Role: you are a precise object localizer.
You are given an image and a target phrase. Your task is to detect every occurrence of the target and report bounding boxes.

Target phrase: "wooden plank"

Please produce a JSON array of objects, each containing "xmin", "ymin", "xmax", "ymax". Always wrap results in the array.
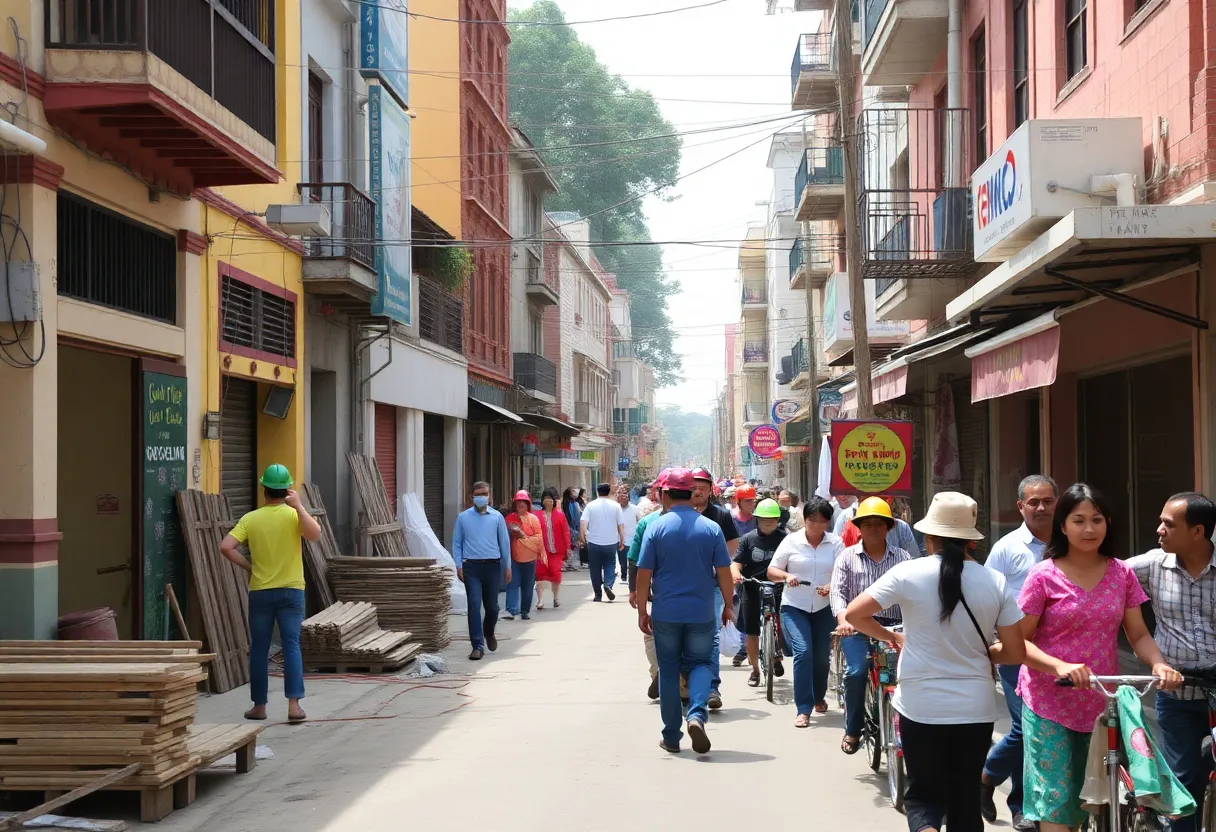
[
  {"xmin": 346, "ymin": 454, "xmax": 411, "ymax": 558},
  {"xmin": 0, "ymin": 642, "xmax": 202, "ymax": 651},
  {"xmin": 0, "ymin": 654, "xmax": 214, "ymax": 664},
  {"xmin": 0, "ymin": 812, "xmax": 126, "ymax": 831},
  {"xmin": 0, "ymin": 764, "xmax": 139, "ymax": 832},
  {"xmin": 299, "ymin": 483, "xmax": 338, "ymax": 607}
]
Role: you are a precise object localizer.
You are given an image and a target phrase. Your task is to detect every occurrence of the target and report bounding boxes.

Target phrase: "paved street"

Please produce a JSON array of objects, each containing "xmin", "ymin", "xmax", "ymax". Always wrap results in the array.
[{"xmin": 130, "ymin": 576, "xmax": 1018, "ymax": 831}]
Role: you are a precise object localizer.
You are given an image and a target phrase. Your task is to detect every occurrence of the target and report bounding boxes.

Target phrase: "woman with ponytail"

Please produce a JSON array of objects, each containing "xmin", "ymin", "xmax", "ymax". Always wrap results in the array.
[{"xmin": 845, "ymin": 492, "xmax": 1027, "ymax": 832}]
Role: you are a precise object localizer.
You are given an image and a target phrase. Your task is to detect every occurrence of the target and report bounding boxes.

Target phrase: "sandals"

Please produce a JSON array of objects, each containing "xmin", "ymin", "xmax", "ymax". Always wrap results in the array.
[
  {"xmin": 243, "ymin": 707, "xmax": 267, "ymax": 721},
  {"xmin": 841, "ymin": 735, "xmax": 861, "ymax": 755},
  {"xmin": 287, "ymin": 709, "xmax": 307, "ymax": 724},
  {"xmin": 814, "ymin": 701, "xmax": 829, "ymax": 714},
  {"xmin": 794, "ymin": 713, "xmax": 811, "ymax": 728},
  {"xmin": 554, "ymin": 600, "xmax": 561, "ymax": 608},
  {"xmin": 747, "ymin": 669, "xmax": 761, "ymax": 687}
]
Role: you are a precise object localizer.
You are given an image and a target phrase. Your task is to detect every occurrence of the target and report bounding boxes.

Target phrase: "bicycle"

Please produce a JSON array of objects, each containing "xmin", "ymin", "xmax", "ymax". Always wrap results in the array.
[
  {"xmin": 861, "ymin": 627, "xmax": 905, "ymax": 810},
  {"xmin": 829, "ymin": 633, "xmax": 846, "ymax": 711},
  {"xmin": 743, "ymin": 577, "xmax": 784, "ymax": 703},
  {"xmin": 1177, "ymin": 665, "xmax": 1216, "ymax": 832}
]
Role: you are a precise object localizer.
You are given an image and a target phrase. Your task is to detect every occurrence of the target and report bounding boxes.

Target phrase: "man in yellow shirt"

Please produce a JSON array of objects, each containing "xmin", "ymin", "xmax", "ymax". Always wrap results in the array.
[{"xmin": 220, "ymin": 464, "xmax": 322, "ymax": 723}]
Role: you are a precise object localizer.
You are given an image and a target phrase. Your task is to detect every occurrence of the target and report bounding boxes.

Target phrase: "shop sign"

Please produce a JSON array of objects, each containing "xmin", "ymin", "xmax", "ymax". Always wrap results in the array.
[
  {"xmin": 368, "ymin": 85, "xmax": 413, "ymax": 327},
  {"xmin": 973, "ymin": 125, "xmax": 1030, "ymax": 261},
  {"xmin": 823, "ymin": 273, "xmax": 910, "ymax": 356},
  {"xmin": 970, "ymin": 327, "xmax": 1060, "ymax": 403},
  {"xmin": 771, "ymin": 399, "xmax": 800, "ymax": 424},
  {"xmin": 140, "ymin": 363, "xmax": 189, "ymax": 640},
  {"xmin": 830, "ymin": 419, "xmax": 913, "ymax": 497},
  {"xmin": 359, "ymin": 0, "xmax": 408, "ymax": 106},
  {"xmin": 748, "ymin": 425, "xmax": 781, "ymax": 459},
  {"xmin": 818, "ymin": 389, "xmax": 842, "ymax": 432}
]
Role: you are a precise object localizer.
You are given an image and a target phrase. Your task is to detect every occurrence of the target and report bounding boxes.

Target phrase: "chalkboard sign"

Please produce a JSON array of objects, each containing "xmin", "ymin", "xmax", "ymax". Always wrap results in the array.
[{"xmin": 140, "ymin": 363, "xmax": 189, "ymax": 640}]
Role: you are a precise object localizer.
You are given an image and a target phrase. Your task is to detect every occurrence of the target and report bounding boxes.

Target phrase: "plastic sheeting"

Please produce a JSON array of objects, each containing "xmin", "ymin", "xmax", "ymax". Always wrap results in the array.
[{"xmin": 398, "ymin": 492, "xmax": 468, "ymax": 616}]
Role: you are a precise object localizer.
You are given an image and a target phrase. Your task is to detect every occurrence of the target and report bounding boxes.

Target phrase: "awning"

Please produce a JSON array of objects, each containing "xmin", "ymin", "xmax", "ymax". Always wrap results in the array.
[
  {"xmin": 965, "ymin": 310, "xmax": 1062, "ymax": 403},
  {"xmin": 541, "ymin": 456, "xmax": 601, "ymax": 469},
  {"xmin": 571, "ymin": 433, "xmax": 610, "ymax": 449},
  {"xmin": 468, "ymin": 397, "xmax": 528, "ymax": 424},
  {"xmin": 519, "ymin": 413, "xmax": 580, "ymax": 436},
  {"xmin": 946, "ymin": 205, "xmax": 1211, "ymax": 326},
  {"xmin": 840, "ymin": 362, "xmax": 908, "ymax": 413}
]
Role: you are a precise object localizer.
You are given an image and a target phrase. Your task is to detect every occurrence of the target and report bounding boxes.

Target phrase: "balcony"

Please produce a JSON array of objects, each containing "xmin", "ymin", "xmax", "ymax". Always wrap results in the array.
[
  {"xmin": 514, "ymin": 352, "xmax": 557, "ymax": 401},
  {"xmin": 42, "ymin": 0, "xmax": 279, "ymax": 194},
  {"xmin": 857, "ymin": 107, "xmax": 980, "ymax": 283},
  {"xmin": 789, "ymin": 235, "xmax": 834, "ymax": 291},
  {"xmin": 298, "ymin": 183, "xmax": 376, "ymax": 304},
  {"xmin": 790, "ymin": 34, "xmax": 837, "ymax": 111},
  {"xmin": 743, "ymin": 402, "xmax": 768, "ymax": 427},
  {"xmin": 862, "ymin": 0, "xmax": 948, "ymax": 88},
  {"xmin": 794, "ymin": 0, "xmax": 832, "ymax": 9},
  {"xmin": 418, "ymin": 276, "xmax": 465, "ymax": 354},
  {"xmin": 874, "ymin": 275, "xmax": 966, "ymax": 322},
  {"xmin": 742, "ymin": 340, "xmax": 769, "ymax": 370},
  {"xmin": 575, "ymin": 401, "xmax": 607, "ymax": 428},
  {"xmin": 525, "ymin": 249, "xmax": 559, "ymax": 306},
  {"xmin": 795, "ymin": 145, "xmax": 846, "ymax": 222},
  {"xmin": 788, "ymin": 336, "xmax": 830, "ymax": 389},
  {"xmin": 741, "ymin": 282, "xmax": 767, "ymax": 317}
]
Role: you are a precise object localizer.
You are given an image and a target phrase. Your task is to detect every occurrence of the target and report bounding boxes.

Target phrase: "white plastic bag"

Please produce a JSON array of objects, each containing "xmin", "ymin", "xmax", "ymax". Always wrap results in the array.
[
  {"xmin": 719, "ymin": 621, "xmax": 742, "ymax": 657},
  {"xmin": 398, "ymin": 493, "xmax": 468, "ymax": 615}
]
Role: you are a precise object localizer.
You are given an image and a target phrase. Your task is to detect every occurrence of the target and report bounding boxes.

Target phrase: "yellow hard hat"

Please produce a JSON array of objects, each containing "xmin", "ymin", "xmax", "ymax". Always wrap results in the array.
[{"xmin": 853, "ymin": 496, "xmax": 894, "ymax": 527}]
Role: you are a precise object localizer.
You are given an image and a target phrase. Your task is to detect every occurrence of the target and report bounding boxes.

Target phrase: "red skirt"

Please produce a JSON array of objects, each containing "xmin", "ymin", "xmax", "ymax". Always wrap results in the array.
[{"xmin": 535, "ymin": 552, "xmax": 563, "ymax": 583}]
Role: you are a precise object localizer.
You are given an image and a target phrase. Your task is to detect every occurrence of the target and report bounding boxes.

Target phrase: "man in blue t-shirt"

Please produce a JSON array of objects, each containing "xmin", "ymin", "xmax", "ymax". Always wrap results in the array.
[{"xmin": 637, "ymin": 468, "xmax": 734, "ymax": 755}]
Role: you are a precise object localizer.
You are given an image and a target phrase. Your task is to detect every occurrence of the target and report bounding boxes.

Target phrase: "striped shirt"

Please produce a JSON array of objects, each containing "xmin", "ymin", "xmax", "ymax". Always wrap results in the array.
[
  {"xmin": 830, "ymin": 542, "xmax": 912, "ymax": 624},
  {"xmin": 1128, "ymin": 548, "xmax": 1216, "ymax": 701}
]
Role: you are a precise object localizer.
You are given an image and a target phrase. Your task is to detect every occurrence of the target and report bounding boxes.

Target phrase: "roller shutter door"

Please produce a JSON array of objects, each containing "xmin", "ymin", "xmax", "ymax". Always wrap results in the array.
[
  {"xmin": 953, "ymin": 377, "xmax": 990, "ymax": 556},
  {"xmin": 221, "ymin": 378, "xmax": 258, "ymax": 519},
  {"xmin": 423, "ymin": 414, "xmax": 446, "ymax": 540},
  {"xmin": 375, "ymin": 404, "xmax": 398, "ymax": 507}
]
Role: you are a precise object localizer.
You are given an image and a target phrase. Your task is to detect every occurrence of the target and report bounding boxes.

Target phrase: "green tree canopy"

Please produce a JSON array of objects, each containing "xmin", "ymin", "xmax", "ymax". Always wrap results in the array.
[
  {"xmin": 508, "ymin": 1, "xmax": 683, "ymax": 386},
  {"xmin": 657, "ymin": 405, "xmax": 712, "ymax": 468}
]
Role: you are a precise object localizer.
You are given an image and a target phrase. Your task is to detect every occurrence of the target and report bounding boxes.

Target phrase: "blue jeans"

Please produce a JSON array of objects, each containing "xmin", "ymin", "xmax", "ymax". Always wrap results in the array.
[
  {"xmin": 505, "ymin": 560, "xmax": 537, "ymax": 616},
  {"xmin": 462, "ymin": 559, "xmax": 504, "ymax": 650},
  {"xmin": 1156, "ymin": 694, "xmax": 1211, "ymax": 832},
  {"xmin": 587, "ymin": 542, "xmax": 617, "ymax": 599},
  {"xmin": 711, "ymin": 589, "xmax": 724, "ymax": 690},
  {"xmin": 653, "ymin": 620, "xmax": 716, "ymax": 748},
  {"xmin": 984, "ymin": 663, "xmax": 1026, "ymax": 814},
  {"xmin": 782, "ymin": 605, "xmax": 834, "ymax": 716},
  {"xmin": 841, "ymin": 633, "xmax": 872, "ymax": 739},
  {"xmin": 249, "ymin": 588, "xmax": 305, "ymax": 705}
]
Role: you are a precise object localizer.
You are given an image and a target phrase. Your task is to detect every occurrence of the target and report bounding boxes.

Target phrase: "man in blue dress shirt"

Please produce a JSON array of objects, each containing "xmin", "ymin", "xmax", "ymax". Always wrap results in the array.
[{"xmin": 453, "ymin": 481, "xmax": 512, "ymax": 661}]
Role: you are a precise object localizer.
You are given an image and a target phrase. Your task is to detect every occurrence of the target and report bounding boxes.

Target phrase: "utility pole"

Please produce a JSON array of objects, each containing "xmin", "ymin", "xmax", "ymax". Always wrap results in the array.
[{"xmin": 833, "ymin": 0, "xmax": 873, "ymax": 418}]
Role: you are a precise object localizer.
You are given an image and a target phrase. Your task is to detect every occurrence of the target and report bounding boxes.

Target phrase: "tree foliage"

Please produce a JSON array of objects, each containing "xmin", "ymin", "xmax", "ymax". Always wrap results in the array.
[
  {"xmin": 507, "ymin": 1, "xmax": 683, "ymax": 386},
  {"xmin": 657, "ymin": 405, "xmax": 712, "ymax": 468}
]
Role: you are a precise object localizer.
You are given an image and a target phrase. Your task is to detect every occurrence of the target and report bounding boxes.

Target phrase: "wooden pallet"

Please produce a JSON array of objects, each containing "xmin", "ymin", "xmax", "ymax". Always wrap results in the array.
[
  {"xmin": 347, "ymin": 454, "xmax": 411, "ymax": 558},
  {"xmin": 298, "ymin": 483, "xmax": 338, "ymax": 609},
  {"xmin": 305, "ymin": 641, "xmax": 421, "ymax": 674},
  {"xmin": 176, "ymin": 490, "xmax": 250, "ymax": 693},
  {"xmin": 188, "ymin": 724, "xmax": 262, "ymax": 771}
]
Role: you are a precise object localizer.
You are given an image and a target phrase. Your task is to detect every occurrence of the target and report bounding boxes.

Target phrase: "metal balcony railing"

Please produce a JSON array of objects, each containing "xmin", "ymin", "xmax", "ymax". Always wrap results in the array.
[
  {"xmin": 46, "ymin": 0, "xmax": 277, "ymax": 143},
  {"xmin": 297, "ymin": 183, "xmax": 375, "ymax": 271},
  {"xmin": 789, "ymin": 238, "xmax": 805, "ymax": 279},
  {"xmin": 743, "ymin": 340, "xmax": 768, "ymax": 364},
  {"xmin": 790, "ymin": 33, "xmax": 833, "ymax": 96},
  {"xmin": 791, "ymin": 338, "xmax": 810, "ymax": 375},
  {"xmin": 744, "ymin": 403, "xmax": 768, "ymax": 424},
  {"xmin": 514, "ymin": 352, "xmax": 557, "ymax": 397},
  {"xmin": 741, "ymin": 283, "xmax": 766, "ymax": 306},
  {"xmin": 863, "ymin": 0, "xmax": 889, "ymax": 49},
  {"xmin": 418, "ymin": 276, "xmax": 464, "ymax": 353},
  {"xmin": 795, "ymin": 144, "xmax": 845, "ymax": 205}
]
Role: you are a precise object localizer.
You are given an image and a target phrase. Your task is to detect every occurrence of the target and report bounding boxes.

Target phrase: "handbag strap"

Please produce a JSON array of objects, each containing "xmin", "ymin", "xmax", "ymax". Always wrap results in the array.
[{"xmin": 958, "ymin": 592, "xmax": 992, "ymax": 658}]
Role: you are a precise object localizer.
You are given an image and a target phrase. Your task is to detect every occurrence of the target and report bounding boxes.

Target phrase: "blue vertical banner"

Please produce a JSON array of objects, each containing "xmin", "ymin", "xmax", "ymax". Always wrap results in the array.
[
  {"xmin": 368, "ymin": 85, "xmax": 413, "ymax": 326},
  {"xmin": 360, "ymin": 0, "xmax": 409, "ymax": 106}
]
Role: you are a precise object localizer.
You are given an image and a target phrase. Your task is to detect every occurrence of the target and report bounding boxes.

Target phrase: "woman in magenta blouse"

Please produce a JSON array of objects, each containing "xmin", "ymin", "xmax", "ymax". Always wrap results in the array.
[{"xmin": 1017, "ymin": 483, "xmax": 1182, "ymax": 831}]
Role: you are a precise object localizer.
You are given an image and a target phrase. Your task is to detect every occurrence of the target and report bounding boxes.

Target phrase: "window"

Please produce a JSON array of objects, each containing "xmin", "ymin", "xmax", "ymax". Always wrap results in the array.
[
  {"xmin": 973, "ymin": 26, "xmax": 988, "ymax": 159},
  {"xmin": 1012, "ymin": 0, "xmax": 1029, "ymax": 127},
  {"xmin": 933, "ymin": 86, "xmax": 947, "ymax": 188},
  {"xmin": 307, "ymin": 71, "xmax": 324, "ymax": 184},
  {"xmin": 219, "ymin": 265, "xmax": 297, "ymax": 363},
  {"xmin": 1065, "ymin": 0, "xmax": 1087, "ymax": 81}
]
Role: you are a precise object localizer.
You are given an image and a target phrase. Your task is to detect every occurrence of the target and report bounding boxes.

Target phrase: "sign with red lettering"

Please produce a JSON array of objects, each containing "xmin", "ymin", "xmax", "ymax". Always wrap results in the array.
[
  {"xmin": 830, "ymin": 419, "xmax": 913, "ymax": 496},
  {"xmin": 971, "ymin": 327, "xmax": 1060, "ymax": 403},
  {"xmin": 748, "ymin": 425, "xmax": 782, "ymax": 459}
]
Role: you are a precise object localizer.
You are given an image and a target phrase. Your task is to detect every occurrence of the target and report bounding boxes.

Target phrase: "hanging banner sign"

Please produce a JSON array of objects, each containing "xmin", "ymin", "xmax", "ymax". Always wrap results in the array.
[
  {"xmin": 771, "ymin": 399, "xmax": 800, "ymax": 424},
  {"xmin": 748, "ymin": 425, "xmax": 782, "ymax": 459},
  {"xmin": 368, "ymin": 85, "xmax": 413, "ymax": 326},
  {"xmin": 818, "ymin": 389, "xmax": 842, "ymax": 433},
  {"xmin": 830, "ymin": 419, "xmax": 913, "ymax": 496}
]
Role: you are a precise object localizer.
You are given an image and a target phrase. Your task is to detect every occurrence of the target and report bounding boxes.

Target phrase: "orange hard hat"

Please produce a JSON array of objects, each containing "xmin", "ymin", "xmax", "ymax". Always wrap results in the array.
[{"xmin": 735, "ymin": 484, "xmax": 757, "ymax": 500}]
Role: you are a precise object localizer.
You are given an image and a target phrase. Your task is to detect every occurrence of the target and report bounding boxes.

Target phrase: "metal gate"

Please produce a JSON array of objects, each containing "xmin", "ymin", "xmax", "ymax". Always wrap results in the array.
[
  {"xmin": 423, "ymin": 414, "xmax": 445, "ymax": 541},
  {"xmin": 220, "ymin": 377, "xmax": 258, "ymax": 519},
  {"xmin": 375, "ymin": 404, "xmax": 398, "ymax": 507}
]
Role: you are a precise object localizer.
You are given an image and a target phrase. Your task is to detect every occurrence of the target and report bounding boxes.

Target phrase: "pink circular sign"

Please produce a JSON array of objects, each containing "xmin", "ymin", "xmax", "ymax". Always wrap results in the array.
[{"xmin": 749, "ymin": 425, "xmax": 781, "ymax": 459}]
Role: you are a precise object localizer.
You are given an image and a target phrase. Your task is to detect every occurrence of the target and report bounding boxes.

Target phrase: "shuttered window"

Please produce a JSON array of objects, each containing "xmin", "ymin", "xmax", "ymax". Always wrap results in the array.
[
  {"xmin": 221, "ymin": 378, "xmax": 258, "ymax": 519},
  {"xmin": 219, "ymin": 266, "xmax": 297, "ymax": 362},
  {"xmin": 375, "ymin": 404, "xmax": 398, "ymax": 507}
]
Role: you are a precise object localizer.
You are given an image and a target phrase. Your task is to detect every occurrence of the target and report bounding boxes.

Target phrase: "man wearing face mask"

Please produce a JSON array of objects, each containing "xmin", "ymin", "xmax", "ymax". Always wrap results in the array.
[{"xmin": 453, "ymin": 481, "xmax": 512, "ymax": 661}]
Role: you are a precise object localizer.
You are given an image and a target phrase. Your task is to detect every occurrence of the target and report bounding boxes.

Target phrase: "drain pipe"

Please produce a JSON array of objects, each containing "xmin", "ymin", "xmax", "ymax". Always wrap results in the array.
[
  {"xmin": 945, "ymin": 0, "xmax": 963, "ymax": 187},
  {"xmin": 1090, "ymin": 173, "xmax": 1138, "ymax": 207}
]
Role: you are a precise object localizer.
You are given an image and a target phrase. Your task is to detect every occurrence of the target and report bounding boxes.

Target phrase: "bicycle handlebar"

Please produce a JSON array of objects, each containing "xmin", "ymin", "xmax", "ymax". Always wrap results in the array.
[
  {"xmin": 1054, "ymin": 675, "xmax": 1159, "ymax": 698},
  {"xmin": 742, "ymin": 577, "xmax": 780, "ymax": 587}
]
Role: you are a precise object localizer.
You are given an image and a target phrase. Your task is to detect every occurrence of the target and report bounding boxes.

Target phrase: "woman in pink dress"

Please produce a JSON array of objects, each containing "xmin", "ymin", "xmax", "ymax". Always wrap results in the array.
[
  {"xmin": 535, "ymin": 489, "xmax": 570, "ymax": 609},
  {"xmin": 1017, "ymin": 483, "xmax": 1181, "ymax": 831}
]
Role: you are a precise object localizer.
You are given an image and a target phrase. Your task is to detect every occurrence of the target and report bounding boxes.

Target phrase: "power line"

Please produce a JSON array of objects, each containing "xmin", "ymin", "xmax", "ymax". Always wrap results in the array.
[{"xmin": 349, "ymin": 0, "xmax": 738, "ymax": 26}]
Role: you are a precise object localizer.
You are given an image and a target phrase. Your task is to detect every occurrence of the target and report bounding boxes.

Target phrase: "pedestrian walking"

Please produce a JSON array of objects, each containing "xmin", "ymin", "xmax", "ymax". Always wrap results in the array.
[
  {"xmin": 580, "ymin": 482, "xmax": 625, "ymax": 602},
  {"xmin": 629, "ymin": 471, "xmax": 671, "ymax": 701},
  {"xmin": 981, "ymin": 474, "xmax": 1058, "ymax": 831},
  {"xmin": 767, "ymin": 497, "xmax": 843, "ymax": 726},
  {"xmin": 732, "ymin": 484, "xmax": 758, "ymax": 536},
  {"xmin": 845, "ymin": 492, "xmax": 1028, "ymax": 832},
  {"xmin": 219, "ymin": 464, "xmax": 322, "ymax": 724},
  {"xmin": 691, "ymin": 466, "xmax": 741, "ymax": 710},
  {"xmin": 617, "ymin": 484, "xmax": 640, "ymax": 589},
  {"xmin": 453, "ymin": 481, "xmax": 512, "ymax": 661},
  {"xmin": 636, "ymin": 468, "xmax": 735, "ymax": 754},
  {"xmin": 1016, "ymin": 483, "xmax": 1181, "ymax": 832},
  {"xmin": 831, "ymin": 494, "xmax": 858, "ymax": 536},
  {"xmin": 504, "ymin": 490, "xmax": 543, "ymax": 621},
  {"xmin": 535, "ymin": 489, "xmax": 570, "ymax": 610},
  {"xmin": 636, "ymin": 482, "xmax": 658, "ymax": 514},
  {"xmin": 779, "ymin": 490, "xmax": 803, "ymax": 532},
  {"xmin": 561, "ymin": 487, "xmax": 583, "ymax": 571},
  {"xmin": 1127, "ymin": 491, "xmax": 1216, "ymax": 832},
  {"xmin": 730, "ymin": 498, "xmax": 788, "ymax": 687}
]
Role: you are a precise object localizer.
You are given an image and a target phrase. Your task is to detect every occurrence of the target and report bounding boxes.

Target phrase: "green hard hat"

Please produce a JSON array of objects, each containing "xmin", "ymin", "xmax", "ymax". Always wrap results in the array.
[
  {"xmin": 259, "ymin": 464, "xmax": 293, "ymax": 489},
  {"xmin": 754, "ymin": 498, "xmax": 782, "ymax": 519}
]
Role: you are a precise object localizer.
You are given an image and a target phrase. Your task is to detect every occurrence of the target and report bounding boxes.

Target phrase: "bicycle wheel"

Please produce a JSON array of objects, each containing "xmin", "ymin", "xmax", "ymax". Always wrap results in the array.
[
  {"xmin": 883, "ymin": 693, "xmax": 906, "ymax": 812},
  {"xmin": 1205, "ymin": 781, "xmax": 1216, "ymax": 832},
  {"xmin": 865, "ymin": 675, "xmax": 882, "ymax": 772},
  {"xmin": 762, "ymin": 615, "xmax": 776, "ymax": 703},
  {"xmin": 830, "ymin": 636, "xmax": 846, "ymax": 710}
]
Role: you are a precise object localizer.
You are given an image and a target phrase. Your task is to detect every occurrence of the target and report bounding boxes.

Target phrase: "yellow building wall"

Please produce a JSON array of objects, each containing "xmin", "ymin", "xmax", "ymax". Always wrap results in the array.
[
  {"xmin": 409, "ymin": 0, "xmax": 463, "ymax": 237},
  {"xmin": 198, "ymin": 0, "xmax": 305, "ymax": 501}
]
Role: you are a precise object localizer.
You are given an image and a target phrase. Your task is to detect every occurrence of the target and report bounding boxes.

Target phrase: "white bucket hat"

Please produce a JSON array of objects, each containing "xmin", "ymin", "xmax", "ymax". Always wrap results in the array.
[{"xmin": 913, "ymin": 492, "xmax": 985, "ymax": 541}]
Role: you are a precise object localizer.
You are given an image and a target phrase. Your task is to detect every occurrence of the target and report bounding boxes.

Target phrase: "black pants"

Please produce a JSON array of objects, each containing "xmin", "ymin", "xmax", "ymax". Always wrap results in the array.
[{"xmin": 899, "ymin": 715, "xmax": 992, "ymax": 832}]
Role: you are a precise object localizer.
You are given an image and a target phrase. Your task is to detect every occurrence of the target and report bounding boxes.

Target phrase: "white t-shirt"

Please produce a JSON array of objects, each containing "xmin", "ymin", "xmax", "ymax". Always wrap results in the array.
[
  {"xmin": 619, "ymin": 502, "xmax": 640, "ymax": 547},
  {"xmin": 770, "ymin": 531, "xmax": 844, "ymax": 613},
  {"xmin": 582, "ymin": 497, "xmax": 624, "ymax": 546},
  {"xmin": 866, "ymin": 557, "xmax": 1022, "ymax": 725}
]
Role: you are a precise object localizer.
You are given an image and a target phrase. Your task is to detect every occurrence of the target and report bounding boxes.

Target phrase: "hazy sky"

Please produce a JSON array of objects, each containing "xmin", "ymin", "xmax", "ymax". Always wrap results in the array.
[{"xmin": 509, "ymin": 0, "xmax": 820, "ymax": 413}]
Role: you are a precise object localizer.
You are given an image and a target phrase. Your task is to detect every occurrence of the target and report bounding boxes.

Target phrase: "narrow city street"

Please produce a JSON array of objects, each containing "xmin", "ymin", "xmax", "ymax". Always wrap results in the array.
[{"xmin": 142, "ymin": 575, "xmax": 987, "ymax": 832}]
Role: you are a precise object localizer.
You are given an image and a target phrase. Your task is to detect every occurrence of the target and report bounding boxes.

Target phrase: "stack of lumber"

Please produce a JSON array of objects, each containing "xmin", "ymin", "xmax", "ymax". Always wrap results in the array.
[
  {"xmin": 298, "ymin": 483, "xmax": 338, "ymax": 609},
  {"xmin": 347, "ymin": 453, "xmax": 411, "ymax": 558},
  {"xmin": 300, "ymin": 602, "xmax": 421, "ymax": 672},
  {"xmin": 328, "ymin": 557, "xmax": 452, "ymax": 650}
]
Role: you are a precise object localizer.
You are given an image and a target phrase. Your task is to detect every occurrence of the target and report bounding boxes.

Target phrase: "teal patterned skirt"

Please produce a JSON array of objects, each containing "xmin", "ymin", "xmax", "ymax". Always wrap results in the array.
[{"xmin": 1022, "ymin": 705, "xmax": 1093, "ymax": 828}]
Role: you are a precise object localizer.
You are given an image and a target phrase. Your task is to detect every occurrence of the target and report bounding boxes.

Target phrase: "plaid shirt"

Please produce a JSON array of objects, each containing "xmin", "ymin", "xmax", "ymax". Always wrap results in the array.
[
  {"xmin": 1128, "ymin": 548, "xmax": 1216, "ymax": 700},
  {"xmin": 830, "ymin": 542, "xmax": 912, "ymax": 624}
]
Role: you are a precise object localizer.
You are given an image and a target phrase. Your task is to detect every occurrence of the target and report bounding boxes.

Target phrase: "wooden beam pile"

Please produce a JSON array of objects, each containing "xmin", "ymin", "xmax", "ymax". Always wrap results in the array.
[
  {"xmin": 300, "ymin": 602, "xmax": 421, "ymax": 673},
  {"xmin": 346, "ymin": 453, "xmax": 411, "ymax": 558},
  {"xmin": 328, "ymin": 557, "xmax": 452, "ymax": 650}
]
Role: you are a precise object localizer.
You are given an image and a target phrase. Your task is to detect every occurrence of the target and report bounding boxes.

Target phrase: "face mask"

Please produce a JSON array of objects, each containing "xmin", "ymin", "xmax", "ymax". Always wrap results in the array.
[{"xmin": 473, "ymin": 496, "xmax": 489, "ymax": 509}]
